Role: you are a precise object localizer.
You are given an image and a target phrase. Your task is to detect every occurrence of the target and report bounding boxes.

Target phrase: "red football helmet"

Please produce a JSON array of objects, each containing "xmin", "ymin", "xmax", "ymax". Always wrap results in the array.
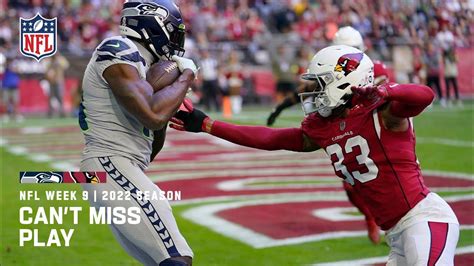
[{"xmin": 373, "ymin": 60, "xmax": 389, "ymax": 85}]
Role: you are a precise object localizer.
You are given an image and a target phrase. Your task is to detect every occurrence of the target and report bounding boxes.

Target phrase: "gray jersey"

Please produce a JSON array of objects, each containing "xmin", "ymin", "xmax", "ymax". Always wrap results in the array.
[{"xmin": 80, "ymin": 36, "xmax": 155, "ymax": 169}]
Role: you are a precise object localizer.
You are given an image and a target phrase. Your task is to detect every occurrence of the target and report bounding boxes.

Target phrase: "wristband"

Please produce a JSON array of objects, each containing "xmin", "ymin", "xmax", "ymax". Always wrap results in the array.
[{"xmin": 202, "ymin": 117, "xmax": 213, "ymax": 133}]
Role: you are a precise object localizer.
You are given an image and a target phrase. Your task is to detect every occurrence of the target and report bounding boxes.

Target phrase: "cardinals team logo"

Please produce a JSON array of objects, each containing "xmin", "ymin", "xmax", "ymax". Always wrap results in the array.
[
  {"xmin": 334, "ymin": 53, "xmax": 363, "ymax": 76},
  {"xmin": 19, "ymin": 13, "xmax": 57, "ymax": 61}
]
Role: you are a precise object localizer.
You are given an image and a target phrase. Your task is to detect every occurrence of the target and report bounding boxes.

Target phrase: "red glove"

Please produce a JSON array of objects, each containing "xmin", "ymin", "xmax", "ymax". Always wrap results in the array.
[
  {"xmin": 351, "ymin": 84, "xmax": 390, "ymax": 102},
  {"xmin": 171, "ymin": 99, "xmax": 212, "ymax": 133},
  {"xmin": 178, "ymin": 98, "xmax": 194, "ymax": 112}
]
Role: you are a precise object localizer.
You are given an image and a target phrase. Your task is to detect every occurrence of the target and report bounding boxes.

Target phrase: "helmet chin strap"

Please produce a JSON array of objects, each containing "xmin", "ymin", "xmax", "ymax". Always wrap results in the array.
[{"xmin": 318, "ymin": 107, "xmax": 332, "ymax": 117}]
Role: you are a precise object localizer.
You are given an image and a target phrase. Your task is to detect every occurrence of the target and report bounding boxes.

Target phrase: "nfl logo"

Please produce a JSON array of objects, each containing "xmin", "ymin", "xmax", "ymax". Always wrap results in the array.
[
  {"xmin": 19, "ymin": 13, "xmax": 57, "ymax": 61},
  {"xmin": 339, "ymin": 121, "xmax": 346, "ymax": 131}
]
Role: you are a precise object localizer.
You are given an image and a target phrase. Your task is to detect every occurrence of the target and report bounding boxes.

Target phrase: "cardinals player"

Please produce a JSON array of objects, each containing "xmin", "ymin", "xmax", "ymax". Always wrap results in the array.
[
  {"xmin": 171, "ymin": 45, "xmax": 459, "ymax": 265},
  {"xmin": 268, "ymin": 26, "xmax": 389, "ymax": 244}
]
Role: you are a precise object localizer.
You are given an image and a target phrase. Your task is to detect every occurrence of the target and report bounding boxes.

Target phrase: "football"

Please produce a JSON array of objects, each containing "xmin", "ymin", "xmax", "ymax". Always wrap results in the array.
[
  {"xmin": 33, "ymin": 20, "xmax": 43, "ymax": 32},
  {"xmin": 146, "ymin": 60, "xmax": 180, "ymax": 92}
]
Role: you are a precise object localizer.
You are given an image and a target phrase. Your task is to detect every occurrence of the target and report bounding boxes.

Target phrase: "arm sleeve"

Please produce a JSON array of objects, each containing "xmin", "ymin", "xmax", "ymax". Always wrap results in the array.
[
  {"xmin": 387, "ymin": 83, "xmax": 435, "ymax": 117},
  {"xmin": 210, "ymin": 120, "xmax": 304, "ymax": 151}
]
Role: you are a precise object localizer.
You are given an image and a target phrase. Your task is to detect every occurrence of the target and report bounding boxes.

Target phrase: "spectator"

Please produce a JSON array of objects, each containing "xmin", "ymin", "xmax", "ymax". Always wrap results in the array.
[
  {"xmin": 424, "ymin": 42, "xmax": 445, "ymax": 107},
  {"xmin": 225, "ymin": 51, "xmax": 244, "ymax": 115},
  {"xmin": 44, "ymin": 53, "xmax": 69, "ymax": 117},
  {"xmin": 200, "ymin": 49, "xmax": 221, "ymax": 112},
  {"xmin": 443, "ymin": 48, "xmax": 462, "ymax": 107},
  {"xmin": 1, "ymin": 58, "xmax": 22, "ymax": 122},
  {"xmin": 270, "ymin": 43, "xmax": 299, "ymax": 101}
]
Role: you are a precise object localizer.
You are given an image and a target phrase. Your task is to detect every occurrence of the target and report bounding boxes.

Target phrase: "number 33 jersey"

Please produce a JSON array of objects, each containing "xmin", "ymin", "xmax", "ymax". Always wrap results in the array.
[{"xmin": 301, "ymin": 100, "xmax": 430, "ymax": 230}]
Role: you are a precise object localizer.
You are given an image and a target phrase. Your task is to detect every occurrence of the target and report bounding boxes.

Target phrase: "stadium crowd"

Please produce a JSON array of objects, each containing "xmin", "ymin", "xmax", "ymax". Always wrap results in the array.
[{"xmin": 0, "ymin": 0, "xmax": 472, "ymax": 118}]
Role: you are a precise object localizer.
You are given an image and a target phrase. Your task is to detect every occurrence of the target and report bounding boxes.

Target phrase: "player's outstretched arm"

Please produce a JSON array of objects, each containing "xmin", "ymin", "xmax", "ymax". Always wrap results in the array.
[
  {"xmin": 352, "ymin": 82, "xmax": 434, "ymax": 131},
  {"xmin": 103, "ymin": 59, "xmax": 195, "ymax": 131},
  {"xmin": 383, "ymin": 83, "xmax": 434, "ymax": 117},
  {"xmin": 171, "ymin": 102, "xmax": 319, "ymax": 152}
]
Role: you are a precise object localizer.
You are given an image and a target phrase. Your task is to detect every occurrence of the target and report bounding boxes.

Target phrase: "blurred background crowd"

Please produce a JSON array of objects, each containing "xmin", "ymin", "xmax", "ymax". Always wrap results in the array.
[{"xmin": 0, "ymin": 0, "xmax": 472, "ymax": 121}]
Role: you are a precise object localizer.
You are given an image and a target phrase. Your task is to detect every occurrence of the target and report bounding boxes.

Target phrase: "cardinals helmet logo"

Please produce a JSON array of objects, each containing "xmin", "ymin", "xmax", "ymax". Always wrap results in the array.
[{"xmin": 334, "ymin": 53, "xmax": 363, "ymax": 76}]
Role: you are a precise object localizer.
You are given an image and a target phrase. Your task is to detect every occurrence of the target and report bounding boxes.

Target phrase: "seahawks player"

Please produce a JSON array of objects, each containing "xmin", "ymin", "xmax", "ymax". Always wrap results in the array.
[{"xmin": 79, "ymin": 1, "xmax": 195, "ymax": 265}]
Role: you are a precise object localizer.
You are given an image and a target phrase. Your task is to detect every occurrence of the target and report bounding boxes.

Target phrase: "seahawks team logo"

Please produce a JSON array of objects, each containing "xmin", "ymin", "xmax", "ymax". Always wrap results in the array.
[
  {"xmin": 20, "ymin": 172, "xmax": 63, "ymax": 183},
  {"xmin": 136, "ymin": 3, "xmax": 168, "ymax": 19}
]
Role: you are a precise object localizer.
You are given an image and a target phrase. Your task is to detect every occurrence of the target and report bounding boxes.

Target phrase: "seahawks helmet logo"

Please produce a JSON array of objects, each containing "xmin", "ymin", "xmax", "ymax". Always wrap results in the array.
[
  {"xmin": 20, "ymin": 172, "xmax": 63, "ymax": 183},
  {"xmin": 136, "ymin": 3, "xmax": 169, "ymax": 19}
]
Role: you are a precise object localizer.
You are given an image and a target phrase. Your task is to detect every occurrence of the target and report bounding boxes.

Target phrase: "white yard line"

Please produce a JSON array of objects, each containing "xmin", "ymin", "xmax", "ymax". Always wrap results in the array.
[
  {"xmin": 148, "ymin": 167, "xmax": 334, "ymax": 181},
  {"xmin": 216, "ymin": 176, "xmax": 339, "ymax": 191},
  {"xmin": 147, "ymin": 158, "xmax": 330, "ymax": 171},
  {"xmin": 181, "ymin": 193, "xmax": 360, "ymax": 249},
  {"xmin": 417, "ymin": 137, "xmax": 474, "ymax": 148}
]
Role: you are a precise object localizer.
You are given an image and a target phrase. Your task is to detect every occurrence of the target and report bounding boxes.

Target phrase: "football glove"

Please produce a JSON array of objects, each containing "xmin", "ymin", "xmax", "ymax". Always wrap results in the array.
[
  {"xmin": 170, "ymin": 99, "xmax": 209, "ymax": 133},
  {"xmin": 171, "ymin": 55, "xmax": 198, "ymax": 76},
  {"xmin": 351, "ymin": 83, "xmax": 393, "ymax": 105}
]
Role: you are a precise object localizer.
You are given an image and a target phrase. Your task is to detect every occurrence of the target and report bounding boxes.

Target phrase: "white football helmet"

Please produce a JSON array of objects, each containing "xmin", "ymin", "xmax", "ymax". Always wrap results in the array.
[
  {"xmin": 300, "ymin": 45, "xmax": 374, "ymax": 117},
  {"xmin": 333, "ymin": 26, "xmax": 365, "ymax": 51}
]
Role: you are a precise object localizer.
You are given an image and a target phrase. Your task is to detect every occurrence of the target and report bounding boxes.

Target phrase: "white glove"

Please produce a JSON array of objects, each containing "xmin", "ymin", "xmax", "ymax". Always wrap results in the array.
[{"xmin": 171, "ymin": 55, "xmax": 198, "ymax": 76}]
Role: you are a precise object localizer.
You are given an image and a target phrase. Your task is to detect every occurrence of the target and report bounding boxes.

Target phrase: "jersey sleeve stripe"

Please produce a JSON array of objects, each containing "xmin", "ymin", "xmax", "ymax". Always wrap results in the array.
[
  {"xmin": 97, "ymin": 39, "xmax": 130, "ymax": 54},
  {"xmin": 96, "ymin": 51, "xmax": 146, "ymax": 66},
  {"xmin": 372, "ymin": 109, "xmax": 381, "ymax": 139}
]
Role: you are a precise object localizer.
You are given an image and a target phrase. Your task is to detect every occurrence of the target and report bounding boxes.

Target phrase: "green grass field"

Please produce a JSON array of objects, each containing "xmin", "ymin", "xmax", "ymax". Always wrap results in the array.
[{"xmin": 1, "ymin": 103, "xmax": 473, "ymax": 265}]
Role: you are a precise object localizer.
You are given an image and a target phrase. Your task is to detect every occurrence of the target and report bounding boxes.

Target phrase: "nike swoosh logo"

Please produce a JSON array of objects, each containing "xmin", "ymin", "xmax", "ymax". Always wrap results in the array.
[{"xmin": 106, "ymin": 42, "xmax": 120, "ymax": 48}]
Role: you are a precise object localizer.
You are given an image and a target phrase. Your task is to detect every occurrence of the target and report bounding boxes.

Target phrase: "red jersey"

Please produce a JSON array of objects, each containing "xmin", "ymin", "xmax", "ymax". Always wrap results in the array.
[{"xmin": 301, "ymin": 100, "xmax": 429, "ymax": 230}]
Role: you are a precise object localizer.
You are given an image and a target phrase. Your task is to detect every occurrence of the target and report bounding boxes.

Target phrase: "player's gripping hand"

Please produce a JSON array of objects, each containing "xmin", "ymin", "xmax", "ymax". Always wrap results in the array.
[
  {"xmin": 170, "ymin": 99, "xmax": 211, "ymax": 133},
  {"xmin": 171, "ymin": 55, "xmax": 198, "ymax": 76},
  {"xmin": 351, "ymin": 83, "xmax": 392, "ymax": 104}
]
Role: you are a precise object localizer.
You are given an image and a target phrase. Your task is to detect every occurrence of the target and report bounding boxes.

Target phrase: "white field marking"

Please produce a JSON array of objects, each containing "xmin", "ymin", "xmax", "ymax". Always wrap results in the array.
[
  {"xmin": 197, "ymin": 150, "xmax": 327, "ymax": 161},
  {"xmin": 417, "ymin": 137, "xmax": 474, "ymax": 148},
  {"xmin": 4, "ymin": 138, "xmax": 84, "ymax": 147},
  {"xmin": 164, "ymin": 132, "xmax": 216, "ymax": 141},
  {"xmin": 313, "ymin": 245, "xmax": 474, "ymax": 266},
  {"xmin": 170, "ymin": 191, "xmax": 348, "ymax": 206},
  {"xmin": 442, "ymin": 194, "xmax": 474, "ymax": 202},
  {"xmin": 176, "ymin": 182, "xmax": 474, "ymax": 248},
  {"xmin": 148, "ymin": 166, "xmax": 334, "ymax": 181},
  {"xmin": 208, "ymin": 137, "xmax": 243, "ymax": 147},
  {"xmin": 460, "ymin": 225, "xmax": 474, "ymax": 230},
  {"xmin": 168, "ymin": 187, "xmax": 474, "ymax": 207},
  {"xmin": 20, "ymin": 127, "xmax": 47, "ymax": 134},
  {"xmin": 51, "ymin": 162, "xmax": 80, "ymax": 171},
  {"xmin": 161, "ymin": 145, "xmax": 256, "ymax": 153},
  {"xmin": 0, "ymin": 137, "xmax": 7, "ymax": 146},
  {"xmin": 30, "ymin": 154, "xmax": 51, "ymax": 162},
  {"xmin": 8, "ymin": 146, "xmax": 27, "ymax": 155},
  {"xmin": 216, "ymin": 176, "xmax": 340, "ymax": 191},
  {"xmin": 423, "ymin": 170, "xmax": 474, "ymax": 180},
  {"xmin": 1, "ymin": 131, "xmax": 83, "ymax": 141},
  {"xmin": 431, "ymin": 187, "xmax": 474, "ymax": 193},
  {"xmin": 312, "ymin": 207, "xmax": 363, "ymax": 222},
  {"xmin": 181, "ymin": 193, "xmax": 364, "ymax": 248},
  {"xmin": 147, "ymin": 158, "xmax": 330, "ymax": 171}
]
